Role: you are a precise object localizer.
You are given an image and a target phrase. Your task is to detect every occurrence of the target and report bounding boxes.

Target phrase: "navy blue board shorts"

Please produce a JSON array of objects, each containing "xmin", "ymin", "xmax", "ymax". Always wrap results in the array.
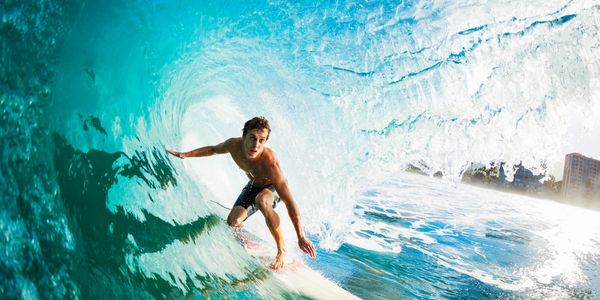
[{"xmin": 234, "ymin": 181, "xmax": 281, "ymax": 220}]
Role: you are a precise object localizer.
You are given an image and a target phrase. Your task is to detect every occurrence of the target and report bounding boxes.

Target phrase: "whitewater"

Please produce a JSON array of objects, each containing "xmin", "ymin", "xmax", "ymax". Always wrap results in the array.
[{"xmin": 2, "ymin": 0, "xmax": 600, "ymax": 299}]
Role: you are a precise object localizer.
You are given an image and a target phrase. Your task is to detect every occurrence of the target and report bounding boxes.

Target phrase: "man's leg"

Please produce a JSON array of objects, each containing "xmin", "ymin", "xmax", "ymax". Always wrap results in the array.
[
  {"xmin": 227, "ymin": 206, "xmax": 248, "ymax": 227},
  {"xmin": 255, "ymin": 189, "xmax": 286, "ymax": 269}
]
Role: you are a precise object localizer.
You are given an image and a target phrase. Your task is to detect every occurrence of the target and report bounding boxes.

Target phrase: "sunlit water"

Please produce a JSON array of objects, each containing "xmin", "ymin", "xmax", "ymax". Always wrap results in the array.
[
  {"xmin": 318, "ymin": 172, "xmax": 600, "ymax": 299},
  {"xmin": 2, "ymin": 0, "xmax": 600, "ymax": 299}
]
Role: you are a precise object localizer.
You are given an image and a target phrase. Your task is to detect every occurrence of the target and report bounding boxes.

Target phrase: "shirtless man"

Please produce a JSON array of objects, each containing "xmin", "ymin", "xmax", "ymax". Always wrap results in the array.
[{"xmin": 166, "ymin": 116, "xmax": 316, "ymax": 269}]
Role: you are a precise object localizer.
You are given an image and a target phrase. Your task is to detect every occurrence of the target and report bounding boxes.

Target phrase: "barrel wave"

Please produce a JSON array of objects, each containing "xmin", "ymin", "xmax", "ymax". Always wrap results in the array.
[{"xmin": 2, "ymin": 0, "xmax": 600, "ymax": 299}]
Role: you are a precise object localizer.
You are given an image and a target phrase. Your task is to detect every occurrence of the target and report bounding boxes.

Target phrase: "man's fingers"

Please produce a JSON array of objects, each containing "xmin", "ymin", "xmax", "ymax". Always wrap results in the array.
[
  {"xmin": 308, "ymin": 243, "xmax": 316, "ymax": 257},
  {"xmin": 300, "ymin": 239, "xmax": 317, "ymax": 258},
  {"xmin": 166, "ymin": 149, "xmax": 182, "ymax": 158}
]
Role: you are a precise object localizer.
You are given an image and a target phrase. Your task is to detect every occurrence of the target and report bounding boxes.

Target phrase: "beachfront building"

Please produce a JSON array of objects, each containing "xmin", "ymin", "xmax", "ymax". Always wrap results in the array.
[{"xmin": 561, "ymin": 153, "xmax": 600, "ymax": 200}]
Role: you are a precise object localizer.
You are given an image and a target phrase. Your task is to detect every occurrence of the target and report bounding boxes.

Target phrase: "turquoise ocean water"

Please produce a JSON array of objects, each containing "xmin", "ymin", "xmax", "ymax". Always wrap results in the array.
[{"xmin": 2, "ymin": 0, "xmax": 600, "ymax": 299}]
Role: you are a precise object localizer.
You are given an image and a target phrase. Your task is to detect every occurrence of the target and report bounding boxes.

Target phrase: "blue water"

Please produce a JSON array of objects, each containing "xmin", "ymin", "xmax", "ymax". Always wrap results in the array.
[
  {"xmin": 316, "ymin": 173, "xmax": 600, "ymax": 299},
  {"xmin": 3, "ymin": 0, "xmax": 600, "ymax": 299}
]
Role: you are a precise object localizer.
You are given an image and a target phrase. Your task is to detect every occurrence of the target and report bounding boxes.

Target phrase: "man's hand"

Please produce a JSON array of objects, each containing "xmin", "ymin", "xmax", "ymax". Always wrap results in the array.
[
  {"xmin": 166, "ymin": 149, "xmax": 185, "ymax": 159},
  {"xmin": 298, "ymin": 236, "xmax": 317, "ymax": 258}
]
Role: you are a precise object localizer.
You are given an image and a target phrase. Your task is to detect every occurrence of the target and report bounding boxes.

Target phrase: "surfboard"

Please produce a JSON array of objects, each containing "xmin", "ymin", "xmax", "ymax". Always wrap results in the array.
[{"xmin": 234, "ymin": 229, "xmax": 361, "ymax": 300}]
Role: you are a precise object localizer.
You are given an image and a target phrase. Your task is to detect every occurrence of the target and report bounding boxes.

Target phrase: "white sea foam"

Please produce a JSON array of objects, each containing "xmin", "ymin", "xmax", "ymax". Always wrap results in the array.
[
  {"xmin": 345, "ymin": 172, "xmax": 600, "ymax": 295},
  {"xmin": 44, "ymin": 0, "xmax": 600, "ymax": 297}
]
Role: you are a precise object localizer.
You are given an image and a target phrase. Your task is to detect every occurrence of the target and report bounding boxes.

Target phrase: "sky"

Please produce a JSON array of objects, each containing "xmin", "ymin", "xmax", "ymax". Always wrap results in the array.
[{"xmin": 551, "ymin": 114, "xmax": 600, "ymax": 180}]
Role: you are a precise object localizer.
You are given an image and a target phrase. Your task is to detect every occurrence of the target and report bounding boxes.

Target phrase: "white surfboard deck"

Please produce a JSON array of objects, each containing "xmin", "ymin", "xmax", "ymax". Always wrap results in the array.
[{"xmin": 235, "ymin": 229, "xmax": 361, "ymax": 300}]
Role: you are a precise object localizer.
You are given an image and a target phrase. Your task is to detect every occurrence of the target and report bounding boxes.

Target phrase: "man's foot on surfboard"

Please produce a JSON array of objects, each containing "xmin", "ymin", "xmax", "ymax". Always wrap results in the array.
[{"xmin": 269, "ymin": 249, "xmax": 286, "ymax": 270}]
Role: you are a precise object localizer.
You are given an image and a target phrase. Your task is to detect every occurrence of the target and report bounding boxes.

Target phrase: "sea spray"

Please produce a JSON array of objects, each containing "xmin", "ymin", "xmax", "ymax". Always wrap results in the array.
[{"xmin": 3, "ymin": 0, "xmax": 600, "ymax": 298}]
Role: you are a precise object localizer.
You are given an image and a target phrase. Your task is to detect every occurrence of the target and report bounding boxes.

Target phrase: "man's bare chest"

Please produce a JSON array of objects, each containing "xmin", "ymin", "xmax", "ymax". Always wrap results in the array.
[{"xmin": 230, "ymin": 154, "xmax": 270, "ymax": 181}]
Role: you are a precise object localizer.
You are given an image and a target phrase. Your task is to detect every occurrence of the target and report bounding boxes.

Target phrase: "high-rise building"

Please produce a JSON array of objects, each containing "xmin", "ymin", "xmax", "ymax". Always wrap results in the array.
[{"xmin": 562, "ymin": 153, "xmax": 600, "ymax": 200}]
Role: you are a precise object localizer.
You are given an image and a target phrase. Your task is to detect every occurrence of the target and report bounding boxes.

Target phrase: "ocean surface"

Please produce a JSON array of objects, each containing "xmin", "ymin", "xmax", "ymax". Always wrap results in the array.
[{"xmin": 2, "ymin": 0, "xmax": 600, "ymax": 299}]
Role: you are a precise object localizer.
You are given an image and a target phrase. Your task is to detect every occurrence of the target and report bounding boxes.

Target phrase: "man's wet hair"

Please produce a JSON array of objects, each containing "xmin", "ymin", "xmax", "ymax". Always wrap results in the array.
[{"xmin": 243, "ymin": 116, "xmax": 271, "ymax": 139}]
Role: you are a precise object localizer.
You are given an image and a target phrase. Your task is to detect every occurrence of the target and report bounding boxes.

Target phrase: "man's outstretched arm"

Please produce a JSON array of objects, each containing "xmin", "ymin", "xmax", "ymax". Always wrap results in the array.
[
  {"xmin": 166, "ymin": 138, "xmax": 232, "ymax": 159},
  {"xmin": 271, "ymin": 163, "xmax": 317, "ymax": 258}
]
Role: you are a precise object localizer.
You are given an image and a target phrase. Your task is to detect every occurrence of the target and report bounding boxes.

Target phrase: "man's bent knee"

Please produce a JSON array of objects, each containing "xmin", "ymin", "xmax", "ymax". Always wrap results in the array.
[
  {"xmin": 227, "ymin": 217, "xmax": 244, "ymax": 227},
  {"xmin": 227, "ymin": 207, "xmax": 247, "ymax": 227},
  {"xmin": 255, "ymin": 190, "xmax": 275, "ymax": 212}
]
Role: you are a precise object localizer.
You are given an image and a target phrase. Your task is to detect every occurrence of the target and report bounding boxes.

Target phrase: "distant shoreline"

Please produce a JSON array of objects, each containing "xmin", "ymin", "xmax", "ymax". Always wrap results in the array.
[{"xmin": 405, "ymin": 165, "xmax": 600, "ymax": 212}]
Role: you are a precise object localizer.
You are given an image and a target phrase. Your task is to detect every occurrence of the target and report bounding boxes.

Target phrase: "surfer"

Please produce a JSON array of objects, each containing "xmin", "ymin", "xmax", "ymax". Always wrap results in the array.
[{"xmin": 166, "ymin": 116, "xmax": 317, "ymax": 269}]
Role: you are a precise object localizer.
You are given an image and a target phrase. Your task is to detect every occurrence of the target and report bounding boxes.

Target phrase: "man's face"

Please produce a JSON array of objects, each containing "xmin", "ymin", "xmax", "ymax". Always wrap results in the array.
[{"xmin": 243, "ymin": 128, "xmax": 269, "ymax": 159}]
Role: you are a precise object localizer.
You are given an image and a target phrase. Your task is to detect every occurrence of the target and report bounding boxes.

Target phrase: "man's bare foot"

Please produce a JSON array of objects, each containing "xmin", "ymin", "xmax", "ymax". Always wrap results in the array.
[{"xmin": 269, "ymin": 250, "xmax": 286, "ymax": 270}]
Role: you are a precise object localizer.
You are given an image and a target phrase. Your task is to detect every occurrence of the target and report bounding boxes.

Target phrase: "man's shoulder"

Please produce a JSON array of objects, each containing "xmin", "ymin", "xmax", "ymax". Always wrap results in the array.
[
  {"xmin": 215, "ymin": 137, "xmax": 241, "ymax": 153},
  {"xmin": 261, "ymin": 149, "xmax": 284, "ymax": 180},
  {"xmin": 261, "ymin": 148, "xmax": 279, "ymax": 165},
  {"xmin": 226, "ymin": 137, "xmax": 242, "ymax": 142},
  {"xmin": 224, "ymin": 137, "xmax": 242, "ymax": 146},
  {"xmin": 262, "ymin": 146, "xmax": 275, "ymax": 156}
]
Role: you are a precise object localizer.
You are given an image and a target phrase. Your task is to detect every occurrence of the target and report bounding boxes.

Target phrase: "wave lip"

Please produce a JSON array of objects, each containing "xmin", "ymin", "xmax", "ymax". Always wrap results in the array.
[{"xmin": 4, "ymin": 0, "xmax": 600, "ymax": 298}]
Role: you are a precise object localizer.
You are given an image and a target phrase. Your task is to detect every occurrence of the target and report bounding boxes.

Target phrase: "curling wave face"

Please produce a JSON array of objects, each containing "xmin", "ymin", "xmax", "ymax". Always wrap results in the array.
[{"xmin": 2, "ymin": 0, "xmax": 600, "ymax": 298}]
